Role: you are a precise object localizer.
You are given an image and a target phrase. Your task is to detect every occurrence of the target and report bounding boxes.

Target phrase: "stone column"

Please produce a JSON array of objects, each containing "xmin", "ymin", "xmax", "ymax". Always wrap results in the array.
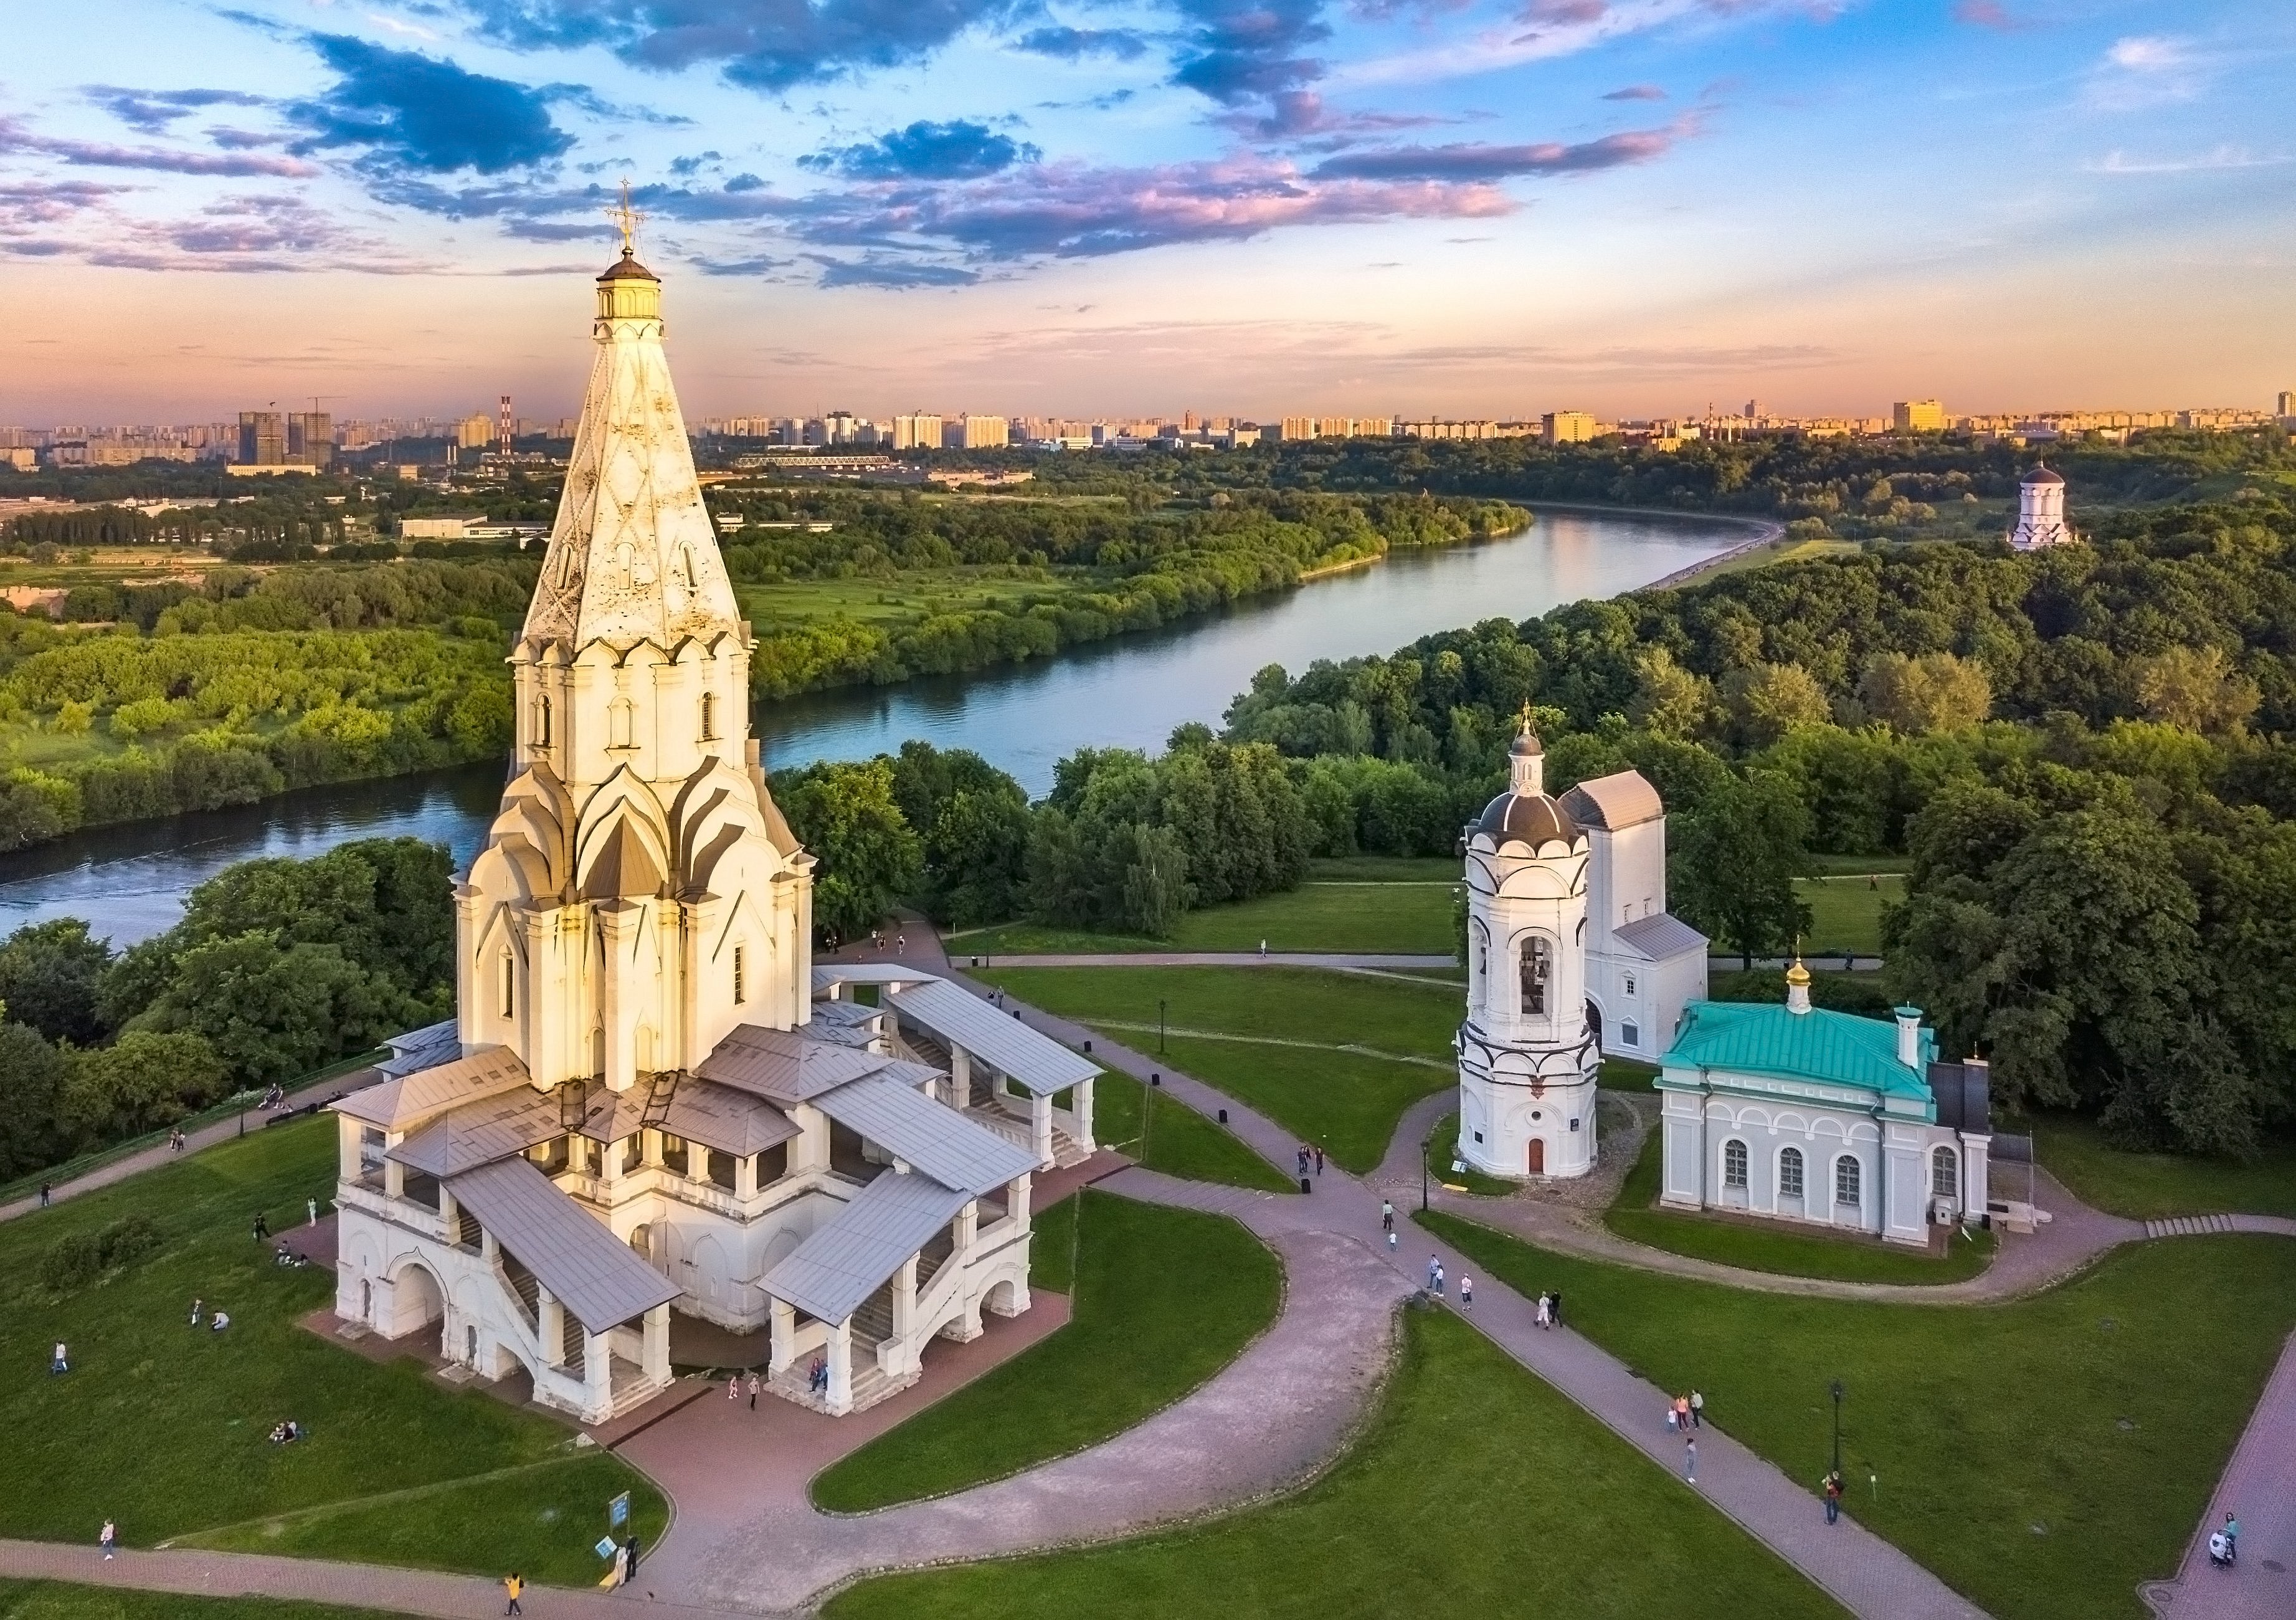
[
  {"xmin": 691, "ymin": 1145, "xmax": 713, "ymax": 1188},
  {"xmin": 1030, "ymin": 1092, "xmax": 1054, "ymax": 1166},
  {"xmin": 769, "ymin": 1298, "xmax": 796, "ymax": 1375},
  {"xmin": 597, "ymin": 900, "xmax": 641, "ymax": 1093},
  {"xmin": 1962, "ymin": 1133, "xmax": 1991, "ymax": 1224},
  {"xmin": 1008, "ymin": 1171, "xmax": 1032, "ymax": 1231},
  {"xmin": 583, "ymin": 1328, "xmax": 614, "ymax": 1419},
  {"xmin": 643, "ymin": 1303, "xmax": 671, "ymax": 1384},
  {"xmin": 1074, "ymin": 1075, "xmax": 1096, "ymax": 1153},
  {"xmin": 734, "ymin": 1151, "xmax": 756, "ymax": 1199},
  {"xmin": 825, "ymin": 1319, "xmax": 853, "ymax": 1416},
  {"xmin": 950, "ymin": 1047, "xmax": 972, "ymax": 1110},
  {"xmin": 382, "ymin": 1136, "xmax": 405, "ymax": 1201},
  {"xmin": 538, "ymin": 1289, "xmax": 565, "ymax": 1366},
  {"xmin": 439, "ymin": 1185, "xmax": 460, "ymax": 1244},
  {"xmin": 891, "ymin": 1255, "xmax": 919, "ymax": 1375}
]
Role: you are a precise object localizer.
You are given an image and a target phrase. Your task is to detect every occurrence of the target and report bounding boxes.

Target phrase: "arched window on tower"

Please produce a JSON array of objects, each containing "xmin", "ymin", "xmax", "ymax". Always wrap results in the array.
[
  {"xmin": 498, "ymin": 953, "xmax": 515, "ymax": 1019},
  {"xmin": 1835, "ymin": 1155, "xmax": 1862, "ymax": 1209},
  {"xmin": 1471, "ymin": 922, "xmax": 1487, "ymax": 999},
  {"xmin": 1519, "ymin": 936, "xmax": 1550, "ymax": 1017},
  {"xmin": 1932, "ymin": 1145, "xmax": 1958, "ymax": 1200},
  {"xmin": 700, "ymin": 690, "xmax": 719, "ymax": 742},
  {"xmin": 1722, "ymin": 1138, "xmax": 1748, "ymax": 1189},
  {"xmin": 733, "ymin": 943, "xmax": 747, "ymax": 1005},
  {"xmin": 1779, "ymin": 1146, "xmax": 1805, "ymax": 1200},
  {"xmin": 609, "ymin": 697, "xmax": 635, "ymax": 750},
  {"xmin": 534, "ymin": 694, "xmax": 551, "ymax": 748}
]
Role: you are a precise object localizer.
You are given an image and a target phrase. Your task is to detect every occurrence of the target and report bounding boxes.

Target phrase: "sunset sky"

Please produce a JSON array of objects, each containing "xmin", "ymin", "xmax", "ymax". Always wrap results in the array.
[{"xmin": 4, "ymin": 0, "xmax": 2290, "ymax": 423}]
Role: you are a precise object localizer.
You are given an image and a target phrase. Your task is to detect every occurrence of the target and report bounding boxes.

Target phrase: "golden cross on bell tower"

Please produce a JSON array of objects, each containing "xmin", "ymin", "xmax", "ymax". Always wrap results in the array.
[
  {"xmin": 1517, "ymin": 702, "xmax": 1534, "ymax": 735},
  {"xmin": 605, "ymin": 179, "xmax": 646, "ymax": 255}
]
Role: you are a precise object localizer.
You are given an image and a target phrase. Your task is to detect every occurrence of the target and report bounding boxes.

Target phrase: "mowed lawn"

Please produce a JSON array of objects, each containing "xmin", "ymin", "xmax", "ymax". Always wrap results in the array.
[
  {"xmin": 812, "ymin": 1190, "xmax": 1282, "ymax": 1512},
  {"xmin": 823, "ymin": 1307, "xmax": 1846, "ymax": 1620},
  {"xmin": 980, "ymin": 966, "xmax": 1461, "ymax": 1172},
  {"xmin": 0, "ymin": 1583, "xmax": 401, "ymax": 1619},
  {"xmin": 1428, "ymin": 1213, "xmax": 2296, "ymax": 1620},
  {"xmin": 1602, "ymin": 1129, "xmax": 1995, "ymax": 1287},
  {"xmin": 0, "ymin": 1118, "xmax": 665, "ymax": 1587},
  {"xmin": 1791, "ymin": 874, "xmax": 1902, "ymax": 958},
  {"xmin": 1091, "ymin": 1068, "xmax": 1292, "ymax": 1191},
  {"xmin": 2018, "ymin": 1113, "xmax": 2296, "ymax": 1220},
  {"xmin": 953, "ymin": 871, "xmax": 1460, "ymax": 958}
]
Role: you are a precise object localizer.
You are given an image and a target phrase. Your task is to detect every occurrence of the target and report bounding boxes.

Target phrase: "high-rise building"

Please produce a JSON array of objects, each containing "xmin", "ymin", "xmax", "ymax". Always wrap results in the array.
[
  {"xmin": 458, "ymin": 413, "xmax": 494, "ymax": 450},
  {"xmin": 2278, "ymin": 390, "xmax": 2295, "ymax": 419},
  {"xmin": 1892, "ymin": 399, "xmax": 1947, "ymax": 432},
  {"xmin": 892, "ymin": 413, "xmax": 944, "ymax": 450},
  {"xmin": 498, "ymin": 396, "xmax": 514, "ymax": 453},
  {"xmin": 1543, "ymin": 411, "xmax": 1596, "ymax": 444},
  {"xmin": 958, "ymin": 415, "xmax": 1010, "ymax": 450},
  {"xmin": 1279, "ymin": 416, "xmax": 1317, "ymax": 441},
  {"xmin": 287, "ymin": 412, "xmax": 333, "ymax": 466},
  {"xmin": 238, "ymin": 410, "xmax": 285, "ymax": 465}
]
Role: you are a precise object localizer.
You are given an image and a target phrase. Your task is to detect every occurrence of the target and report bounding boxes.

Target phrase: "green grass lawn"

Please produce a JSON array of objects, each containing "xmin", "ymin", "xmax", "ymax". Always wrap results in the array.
[
  {"xmin": 0, "ymin": 1117, "xmax": 664, "ymax": 1588},
  {"xmin": 1791, "ymin": 874, "xmax": 1902, "ymax": 957},
  {"xmin": 1600, "ymin": 1130, "xmax": 1995, "ymax": 1285},
  {"xmin": 812, "ymin": 1190, "xmax": 1283, "ymax": 1512},
  {"xmin": 2014, "ymin": 1113, "xmax": 2296, "ymax": 1220},
  {"xmin": 1803, "ymin": 852, "xmax": 1913, "ymax": 877},
  {"xmin": 1425, "ymin": 1112, "xmax": 1519, "ymax": 1197},
  {"xmin": 1092, "ymin": 1068, "xmax": 1291, "ymax": 1191},
  {"xmin": 979, "ymin": 966, "xmax": 1460, "ymax": 1173},
  {"xmin": 823, "ymin": 1307, "xmax": 1846, "ymax": 1620},
  {"xmin": 1426, "ymin": 1213, "xmax": 2296, "ymax": 1620},
  {"xmin": 1600, "ymin": 1055, "xmax": 1661, "ymax": 1092},
  {"xmin": 0, "ymin": 1582, "xmax": 400, "ymax": 1619},
  {"xmin": 952, "ymin": 880, "xmax": 1460, "ymax": 958}
]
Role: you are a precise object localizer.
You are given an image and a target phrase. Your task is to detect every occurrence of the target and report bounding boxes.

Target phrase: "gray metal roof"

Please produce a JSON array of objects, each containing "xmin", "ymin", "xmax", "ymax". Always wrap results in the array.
[
  {"xmin": 887, "ymin": 979, "xmax": 1098, "ymax": 1097},
  {"xmin": 380, "ymin": 1019, "xmax": 463, "ymax": 1078},
  {"xmin": 812, "ymin": 964, "xmax": 944, "ymax": 991},
  {"xmin": 700, "ymin": 1024, "xmax": 889, "ymax": 1104},
  {"xmin": 1560, "ymin": 769, "xmax": 1666, "ymax": 831},
  {"xmin": 804, "ymin": 1004, "xmax": 882, "ymax": 1050},
  {"xmin": 389, "ymin": 1085, "xmax": 561, "ymax": 1178},
  {"xmin": 1616, "ymin": 911, "xmax": 1709, "ymax": 961},
  {"xmin": 811, "ymin": 998, "xmax": 882, "ymax": 1029},
  {"xmin": 661, "ymin": 1080, "xmax": 799, "ymax": 1157},
  {"xmin": 445, "ymin": 1157, "xmax": 678, "ymax": 1333},
  {"xmin": 815, "ymin": 1072, "xmax": 1038, "ymax": 1196},
  {"xmin": 758, "ymin": 1170, "xmax": 969, "ymax": 1324},
  {"xmin": 334, "ymin": 1046, "xmax": 531, "ymax": 1132}
]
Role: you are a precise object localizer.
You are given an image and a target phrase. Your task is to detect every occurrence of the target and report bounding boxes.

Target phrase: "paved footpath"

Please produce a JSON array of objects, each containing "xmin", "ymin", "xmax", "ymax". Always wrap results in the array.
[
  {"xmin": 2140, "ymin": 1328, "xmax": 2296, "ymax": 1620},
  {"xmin": 0, "ymin": 1065, "xmax": 385, "ymax": 1226}
]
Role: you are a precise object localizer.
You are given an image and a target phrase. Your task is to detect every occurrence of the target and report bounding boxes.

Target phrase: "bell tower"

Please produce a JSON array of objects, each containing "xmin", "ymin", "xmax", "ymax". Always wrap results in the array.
[{"xmin": 1457, "ymin": 715, "xmax": 1598, "ymax": 1179}]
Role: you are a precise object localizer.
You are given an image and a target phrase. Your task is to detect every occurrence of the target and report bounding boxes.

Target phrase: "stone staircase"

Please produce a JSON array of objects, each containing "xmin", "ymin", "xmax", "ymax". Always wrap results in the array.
[
  {"xmin": 896, "ymin": 1026, "xmax": 953, "ymax": 1075},
  {"xmin": 2145, "ymin": 1213, "xmax": 2241, "ymax": 1239}
]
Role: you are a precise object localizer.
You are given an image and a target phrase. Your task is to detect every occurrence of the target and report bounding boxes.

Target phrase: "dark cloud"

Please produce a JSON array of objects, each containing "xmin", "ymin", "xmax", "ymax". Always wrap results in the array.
[
  {"xmin": 816, "ymin": 255, "xmax": 981, "ymax": 287},
  {"xmin": 1312, "ymin": 126, "xmax": 1676, "ymax": 181},
  {"xmin": 1017, "ymin": 26, "xmax": 1149, "ymax": 60},
  {"xmin": 0, "ymin": 178, "xmax": 134, "ymax": 224},
  {"xmin": 726, "ymin": 172, "xmax": 767, "ymax": 191},
  {"xmin": 464, "ymin": 0, "xmax": 1030, "ymax": 93},
  {"xmin": 1215, "ymin": 90, "xmax": 1448, "ymax": 141},
  {"xmin": 284, "ymin": 33, "xmax": 574, "ymax": 174},
  {"xmin": 82, "ymin": 85, "xmax": 272, "ymax": 135},
  {"xmin": 802, "ymin": 120, "xmax": 1038, "ymax": 180},
  {"xmin": 691, "ymin": 254, "xmax": 789, "ymax": 275},
  {"xmin": 204, "ymin": 126, "xmax": 280, "ymax": 149},
  {"xmin": 669, "ymin": 148, "xmax": 723, "ymax": 174},
  {"xmin": 1601, "ymin": 83, "xmax": 1665, "ymax": 101},
  {"xmin": 0, "ymin": 116, "xmax": 317, "ymax": 176},
  {"xmin": 1168, "ymin": 0, "xmax": 1330, "ymax": 105}
]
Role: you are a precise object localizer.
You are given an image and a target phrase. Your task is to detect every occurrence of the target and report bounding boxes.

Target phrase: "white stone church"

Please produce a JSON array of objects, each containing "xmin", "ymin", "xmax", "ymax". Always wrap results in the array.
[
  {"xmin": 1455, "ymin": 719, "xmax": 1993, "ymax": 1244},
  {"xmin": 331, "ymin": 239, "xmax": 1098, "ymax": 1424}
]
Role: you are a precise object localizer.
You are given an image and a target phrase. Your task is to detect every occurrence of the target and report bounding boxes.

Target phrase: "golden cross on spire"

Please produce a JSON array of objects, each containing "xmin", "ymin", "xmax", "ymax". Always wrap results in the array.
[{"xmin": 606, "ymin": 179, "xmax": 646, "ymax": 255}]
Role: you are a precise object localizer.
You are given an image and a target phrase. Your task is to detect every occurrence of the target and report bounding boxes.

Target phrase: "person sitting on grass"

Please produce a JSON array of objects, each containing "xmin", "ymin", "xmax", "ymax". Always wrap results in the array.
[{"xmin": 209, "ymin": 1310, "xmax": 230, "ymax": 1332}]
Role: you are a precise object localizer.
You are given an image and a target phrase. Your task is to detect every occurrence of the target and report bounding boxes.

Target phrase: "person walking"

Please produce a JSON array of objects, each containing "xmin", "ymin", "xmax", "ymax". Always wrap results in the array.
[
  {"xmin": 504, "ymin": 1571, "xmax": 524, "ymax": 1614},
  {"xmin": 1426, "ymin": 1256, "xmax": 1440, "ymax": 1291},
  {"xmin": 1665, "ymin": 1399, "xmax": 1677, "ymax": 1434},
  {"xmin": 1381, "ymin": 1199, "xmax": 1394, "ymax": 1234},
  {"xmin": 747, "ymin": 1370, "xmax": 760, "ymax": 1409},
  {"xmin": 1434, "ymin": 1262, "xmax": 1446, "ymax": 1297},
  {"xmin": 2224, "ymin": 1512, "xmax": 2240, "ymax": 1558},
  {"xmin": 1387, "ymin": 1228, "xmax": 1397, "ymax": 1252},
  {"xmin": 306, "ymin": 1197, "xmax": 318, "ymax": 1226},
  {"xmin": 51, "ymin": 1341, "xmax": 68, "ymax": 1375},
  {"xmin": 1313, "ymin": 1145, "xmax": 1325, "ymax": 1176},
  {"xmin": 100, "ymin": 1519, "xmax": 115, "ymax": 1560},
  {"xmin": 1824, "ymin": 1470, "xmax": 1843, "ymax": 1525},
  {"xmin": 1535, "ymin": 1292, "xmax": 1551, "ymax": 1330},
  {"xmin": 728, "ymin": 1373, "xmax": 741, "ymax": 1404},
  {"xmin": 1674, "ymin": 1394, "xmax": 1691, "ymax": 1432},
  {"xmin": 1459, "ymin": 1275, "xmax": 1473, "ymax": 1312},
  {"xmin": 1549, "ymin": 1290, "xmax": 1563, "ymax": 1327},
  {"xmin": 189, "ymin": 1298, "xmax": 202, "ymax": 1327},
  {"xmin": 1684, "ymin": 1437, "xmax": 1697, "ymax": 1484},
  {"xmin": 39, "ymin": 1181, "xmax": 50, "ymax": 1207},
  {"xmin": 1297, "ymin": 1146, "xmax": 1311, "ymax": 1178},
  {"xmin": 1691, "ymin": 1389, "xmax": 1704, "ymax": 1429}
]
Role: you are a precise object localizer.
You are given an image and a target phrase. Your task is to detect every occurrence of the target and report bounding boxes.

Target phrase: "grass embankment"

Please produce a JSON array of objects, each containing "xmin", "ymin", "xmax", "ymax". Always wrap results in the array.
[
  {"xmin": 0, "ymin": 1582, "xmax": 399, "ymax": 1619},
  {"xmin": 2016, "ymin": 1113, "xmax": 2296, "ymax": 1220},
  {"xmin": 1092, "ymin": 1068, "xmax": 1291, "ymax": 1191},
  {"xmin": 952, "ymin": 864, "xmax": 1460, "ymax": 958},
  {"xmin": 812, "ymin": 1190, "xmax": 1282, "ymax": 1512},
  {"xmin": 824, "ymin": 1307, "xmax": 1846, "ymax": 1620},
  {"xmin": 1423, "ymin": 1113, "xmax": 1518, "ymax": 1198},
  {"xmin": 1428, "ymin": 1213, "xmax": 2296, "ymax": 1620},
  {"xmin": 1600, "ymin": 1130, "xmax": 1994, "ymax": 1285},
  {"xmin": 980, "ymin": 966, "xmax": 1459, "ymax": 1173},
  {"xmin": 0, "ymin": 1117, "xmax": 665, "ymax": 1588}
]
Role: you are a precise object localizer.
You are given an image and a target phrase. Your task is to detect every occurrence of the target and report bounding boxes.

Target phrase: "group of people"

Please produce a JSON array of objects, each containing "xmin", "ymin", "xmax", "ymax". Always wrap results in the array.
[
  {"xmin": 266, "ymin": 1419, "xmax": 304, "ymax": 1445},
  {"xmin": 2209, "ymin": 1512, "xmax": 2242, "ymax": 1568},
  {"xmin": 729, "ymin": 1369, "xmax": 762, "ymax": 1408},
  {"xmin": 1296, "ymin": 1143, "xmax": 1324, "ymax": 1179},
  {"xmin": 190, "ymin": 1298, "xmax": 230, "ymax": 1332},
  {"xmin": 1664, "ymin": 1391, "xmax": 1705, "ymax": 1433},
  {"xmin": 1422, "ymin": 1256, "xmax": 1474, "ymax": 1309},
  {"xmin": 1534, "ymin": 1290, "xmax": 1563, "ymax": 1329}
]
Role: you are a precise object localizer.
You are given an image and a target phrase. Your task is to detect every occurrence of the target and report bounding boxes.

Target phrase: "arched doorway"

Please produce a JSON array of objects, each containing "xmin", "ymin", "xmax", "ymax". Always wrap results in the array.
[{"xmin": 1528, "ymin": 1138, "xmax": 1546, "ymax": 1174}]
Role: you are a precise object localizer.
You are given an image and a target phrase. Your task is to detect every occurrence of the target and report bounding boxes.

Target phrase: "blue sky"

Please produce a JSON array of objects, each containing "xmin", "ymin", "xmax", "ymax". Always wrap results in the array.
[{"xmin": 3, "ymin": 0, "xmax": 2290, "ymax": 421}]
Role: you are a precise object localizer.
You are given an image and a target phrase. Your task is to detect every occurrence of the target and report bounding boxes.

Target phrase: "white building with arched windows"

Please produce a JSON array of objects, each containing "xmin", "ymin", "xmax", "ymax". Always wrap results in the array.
[
  {"xmin": 1654, "ymin": 963, "xmax": 1993, "ymax": 1246},
  {"xmin": 330, "ymin": 241, "xmax": 1096, "ymax": 1426}
]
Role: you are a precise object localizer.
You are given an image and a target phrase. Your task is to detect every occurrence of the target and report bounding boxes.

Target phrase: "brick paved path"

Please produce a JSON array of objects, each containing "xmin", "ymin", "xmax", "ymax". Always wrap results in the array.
[{"xmin": 2141, "ymin": 1329, "xmax": 2296, "ymax": 1620}]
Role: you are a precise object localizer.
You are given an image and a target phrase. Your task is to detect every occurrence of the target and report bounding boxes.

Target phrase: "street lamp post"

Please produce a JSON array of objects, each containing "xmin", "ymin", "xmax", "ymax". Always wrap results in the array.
[
  {"xmin": 1829, "ymin": 1378, "xmax": 1845, "ymax": 1479},
  {"xmin": 1420, "ymin": 1133, "xmax": 1431, "ymax": 1213}
]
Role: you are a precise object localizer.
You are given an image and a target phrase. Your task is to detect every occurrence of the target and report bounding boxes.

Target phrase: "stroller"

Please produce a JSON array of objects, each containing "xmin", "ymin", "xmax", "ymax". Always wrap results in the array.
[{"xmin": 2208, "ymin": 1530, "xmax": 2236, "ymax": 1569}]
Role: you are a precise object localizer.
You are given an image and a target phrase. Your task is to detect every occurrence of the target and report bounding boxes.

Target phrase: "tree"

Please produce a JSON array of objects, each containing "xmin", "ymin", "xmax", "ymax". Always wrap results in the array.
[
  {"xmin": 1113, "ymin": 822, "xmax": 1194, "ymax": 938},
  {"xmin": 1628, "ymin": 647, "xmax": 1716, "ymax": 740},
  {"xmin": 775, "ymin": 759, "xmax": 923, "ymax": 945},
  {"xmin": 0, "ymin": 918, "xmax": 114, "ymax": 1046},
  {"xmin": 127, "ymin": 932, "xmax": 424, "ymax": 1089},
  {"xmin": 1671, "ymin": 770, "xmax": 1812, "ymax": 968},
  {"xmin": 2131, "ymin": 645, "xmax": 2260, "ymax": 736},
  {"xmin": 0, "ymin": 1022, "xmax": 67, "ymax": 1179},
  {"xmin": 1721, "ymin": 662, "xmax": 1831, "ymax": 747},
  {"xmin": 1859, "ymin": 651, "xmax": 1991, "ymax": 735},
  {"xmin": 58, "ymin": 1030, "xmax": 227, "ymax": 1145}
]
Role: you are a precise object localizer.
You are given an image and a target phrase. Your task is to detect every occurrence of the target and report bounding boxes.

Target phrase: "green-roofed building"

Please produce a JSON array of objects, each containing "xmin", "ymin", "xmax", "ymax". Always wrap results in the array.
[{"xmin": 1653, "ymin": 962, "xmax": 1994, "ymax": 1247}]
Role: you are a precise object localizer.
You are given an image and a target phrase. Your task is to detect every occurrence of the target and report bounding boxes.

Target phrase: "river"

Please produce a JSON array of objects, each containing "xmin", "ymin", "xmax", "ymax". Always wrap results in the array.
[{"xmin": 0, "ymin": 507, "xmax": 1753, "ymax": 944}]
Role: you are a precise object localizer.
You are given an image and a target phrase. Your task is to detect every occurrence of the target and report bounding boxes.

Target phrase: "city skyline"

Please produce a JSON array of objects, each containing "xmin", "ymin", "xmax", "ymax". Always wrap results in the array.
[{"xmin": 2, "ymin": 0, "xmax": 2290, "ymax": 421}]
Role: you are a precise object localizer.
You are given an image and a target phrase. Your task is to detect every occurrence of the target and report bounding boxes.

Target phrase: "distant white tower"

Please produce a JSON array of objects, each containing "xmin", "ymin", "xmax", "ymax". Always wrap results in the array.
[
  {"xmin": 2008, "ymin": 464, "xmax": 2074, "ymax": 550},
  {"xmin": 1457, "ymin": 715, "xmax": 1598, "ymax": 1180}
]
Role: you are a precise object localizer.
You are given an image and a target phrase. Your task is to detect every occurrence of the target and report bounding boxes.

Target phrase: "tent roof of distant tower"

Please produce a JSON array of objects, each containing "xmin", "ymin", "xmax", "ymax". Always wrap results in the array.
[
  {"xmin": 599, "ymin": 247, "xmax": 658, "ymax": 283},
  {"xmin": 2023, "ymin": 464, "xmax": 2064, "ymax": 485}
]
